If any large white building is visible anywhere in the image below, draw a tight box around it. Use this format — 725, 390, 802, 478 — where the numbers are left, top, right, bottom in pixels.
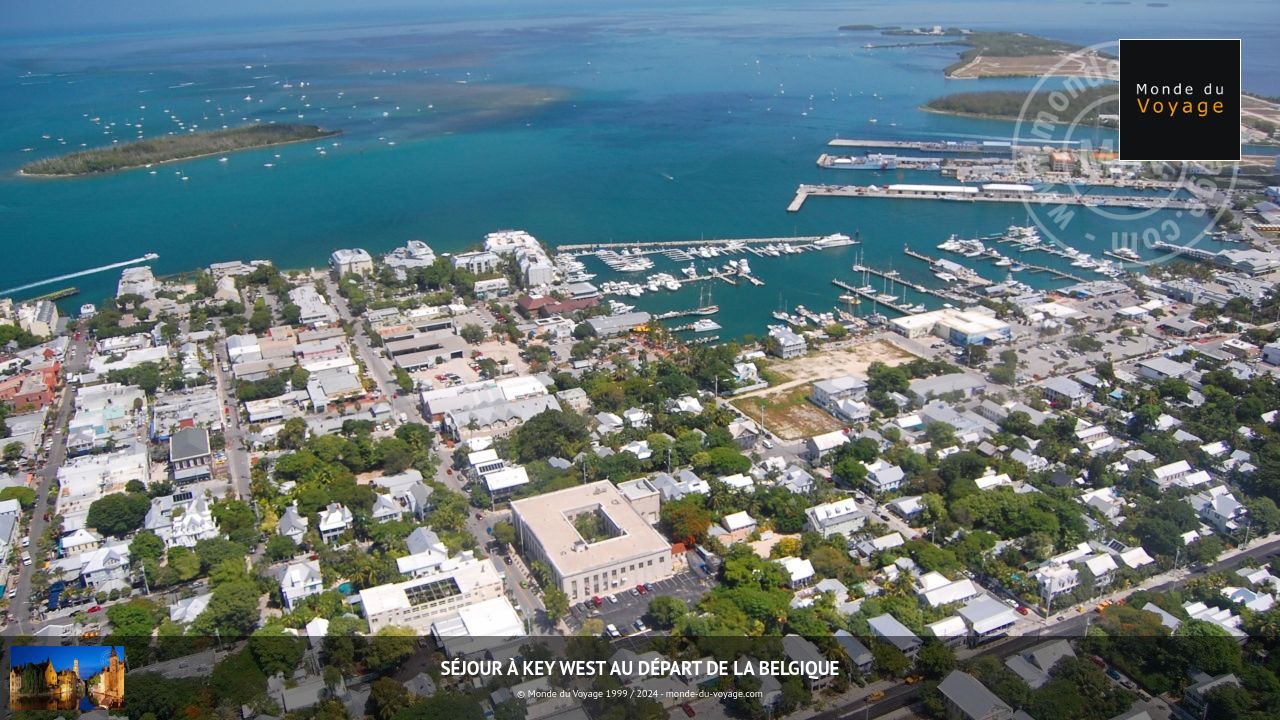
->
890, 308, 1010, 346
510, 481, 674, 603
359, 554, 505, 633
329, 248, 374, 277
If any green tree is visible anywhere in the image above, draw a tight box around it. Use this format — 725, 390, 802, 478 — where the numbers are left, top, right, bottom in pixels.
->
0, 486, 36, 509
543, 587, 570, 623
265, 534, 298, 562
87, 492, 150, 536
460, 324, 487, 344
647, 596, 688, 629
917, 642, 955, 679
129, 531, 166, 562
492, 521, 517, 547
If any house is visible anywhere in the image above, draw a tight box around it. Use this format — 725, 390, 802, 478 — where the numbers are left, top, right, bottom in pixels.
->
782, 635, 832, 691
938, 671, 1012, 720
917, 573, 980, 608
145, 492, 220, 549
1004, 640, 1076, 689
720, 511, 757, 542
864, 460, 905, 494
777, 557, 816, 588
666, 395, 703, 414
778, 465, 816, 494
79, 541, 131, 589
317, 503, 353, 544
804, 498, 866, 538
169, 592, 213, 625
1137, 357, 1192, 382
856, 531, 905, 558
1263, 341, 1280, 366
1039, 377, 1088, 407
733, 362, 759, 385
833, 630, 875, 675
277, 560, 325, 610
371, 493, 404, 524
927, 616, 970, 648
277, 503, 309, 545
168, 426, 212, 484
806, 430, 849, 463
622, 407, 651, 428
958, 596, 1019, 642
768, 326, 807, 358
888, 495, 924, 520
1183, 673, 1241, 719
594, 412, 624, 434
650, 470, 710, 501
812, 376, 868, 411
909, 373, 987, 404
1188, 486, 1247, 533
867, 613, 922, 658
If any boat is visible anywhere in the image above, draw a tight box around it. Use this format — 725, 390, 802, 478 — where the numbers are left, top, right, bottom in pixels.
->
813, 232, 858, 248
824, 154, 898, 171
1010, 264, 1025, 272
690, 319, 722, 333
994, 257, 1012, 267
79, 303, 97, 317
1113, 248, 1141, 261
934, 272, 958, 283
681, 263, 698, 279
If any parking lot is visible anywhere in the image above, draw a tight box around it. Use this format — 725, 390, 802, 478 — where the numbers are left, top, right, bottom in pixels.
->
568, 567, 714, 636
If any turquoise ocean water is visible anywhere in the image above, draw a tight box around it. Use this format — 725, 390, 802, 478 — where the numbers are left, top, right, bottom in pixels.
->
1, 0, 1277, 339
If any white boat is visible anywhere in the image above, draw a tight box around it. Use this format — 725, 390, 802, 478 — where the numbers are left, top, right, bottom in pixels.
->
814, 233, 857, 248
994, 257, 1012, 267
934, 272, 958, 283
690, 319, 722, 333
665, 280, 681, 291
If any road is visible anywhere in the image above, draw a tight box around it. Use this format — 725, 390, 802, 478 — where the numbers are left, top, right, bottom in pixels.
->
5, 328, 89, 636
210, 344, 252, 499
320, 276, 547, 627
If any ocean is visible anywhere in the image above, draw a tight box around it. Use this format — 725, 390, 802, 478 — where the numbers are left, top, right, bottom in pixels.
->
1, 0, 1277, 339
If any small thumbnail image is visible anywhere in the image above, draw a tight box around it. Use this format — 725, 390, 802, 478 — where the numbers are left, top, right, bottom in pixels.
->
9, 645, 126, 713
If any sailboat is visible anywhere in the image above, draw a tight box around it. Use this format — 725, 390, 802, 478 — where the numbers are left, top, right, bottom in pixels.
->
693, 285, 719, 315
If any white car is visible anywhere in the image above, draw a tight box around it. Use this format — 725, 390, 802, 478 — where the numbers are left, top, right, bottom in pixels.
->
606, 623, 621, 638
20, 537, 29, 548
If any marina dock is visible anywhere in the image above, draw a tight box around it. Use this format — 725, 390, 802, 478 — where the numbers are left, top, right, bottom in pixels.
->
827, 138, 1077, 153
830, 279, 913, 315
557, 236, 824, 255
852, 263, 969, 303
786, 184, 1209, 213
904, 245, 1085, 284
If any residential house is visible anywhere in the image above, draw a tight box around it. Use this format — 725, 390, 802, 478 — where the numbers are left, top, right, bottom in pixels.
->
864, 460, 905, 494
806, 430, 849, 463
782, 635, 832, 691
1004, 640, 1076, 689
812, 376, 868, 412
867, 613, 922, 658
317, 503, 353, 544
833, 630, 875, 676
1188, 486, 1247, 533
277, 560, 325, 610
277, 503, 309, 545
938, 671, 1012, 720
768, 326, 806, 358
804, 498, 866, 539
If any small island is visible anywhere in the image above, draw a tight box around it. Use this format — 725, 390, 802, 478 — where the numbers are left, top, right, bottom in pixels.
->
923, 85, 1119, 125
942, 31, 1115, 79
19, 123, 341, 177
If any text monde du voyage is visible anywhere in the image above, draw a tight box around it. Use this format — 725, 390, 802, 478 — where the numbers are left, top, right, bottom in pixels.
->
442, 658, 842, 680
1133, 82, 1229, 118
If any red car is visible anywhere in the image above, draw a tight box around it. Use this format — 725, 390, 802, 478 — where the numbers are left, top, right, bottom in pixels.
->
88, 605, 102, 613
636, 584, 647, 594
681, 704, 695, 718
592, 596, 603, 607
1017, 606, 1029, 615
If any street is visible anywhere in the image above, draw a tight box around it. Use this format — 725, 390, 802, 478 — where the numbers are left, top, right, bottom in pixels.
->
4, 327, 89, 637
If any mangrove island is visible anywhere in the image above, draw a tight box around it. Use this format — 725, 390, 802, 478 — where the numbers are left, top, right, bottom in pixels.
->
19, 123, 341, 177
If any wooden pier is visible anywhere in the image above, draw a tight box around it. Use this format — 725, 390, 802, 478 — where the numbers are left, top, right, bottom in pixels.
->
853, 263, 969, 304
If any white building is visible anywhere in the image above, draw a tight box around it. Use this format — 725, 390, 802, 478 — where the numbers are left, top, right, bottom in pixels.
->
330, 248, 374, 277
804, 498, 867, 539
144, 492, 221, 549
384, 241, 437, 274
768, 326, 806, 358
360, 555, 505, 633
278, 560, 325, 610
277, 503, 309, 545
317, 503, 353, 544
865, 459, 905, 494
510, 481, 674, 603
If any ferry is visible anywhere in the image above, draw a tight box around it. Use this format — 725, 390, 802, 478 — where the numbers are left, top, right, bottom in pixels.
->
813, 232, 858, 248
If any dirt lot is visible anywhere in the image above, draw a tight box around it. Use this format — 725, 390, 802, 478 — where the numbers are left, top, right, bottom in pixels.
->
731, 338, 916, 440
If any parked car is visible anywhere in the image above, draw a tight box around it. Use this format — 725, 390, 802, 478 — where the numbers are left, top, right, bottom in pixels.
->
88, 605, 102, 613
607, 595, 618, 604
681, 704, 695, 718
592, 596, 603, 607
605, 623, 621, 638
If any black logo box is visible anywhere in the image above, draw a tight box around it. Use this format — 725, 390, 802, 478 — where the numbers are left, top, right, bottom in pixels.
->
1119, 38, 1241, 162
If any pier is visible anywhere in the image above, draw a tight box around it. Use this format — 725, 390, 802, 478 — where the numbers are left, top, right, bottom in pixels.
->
786, 184, 1209, 213
851, 263, 970, 303
817, 153, 944, 169
557, 236, 824, 254
830, 279, 913, 315
827, 138, 1078, 152
904, 245, 1085, 284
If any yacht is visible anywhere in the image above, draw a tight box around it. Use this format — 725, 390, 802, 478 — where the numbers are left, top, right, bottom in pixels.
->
813, 233, 858, 248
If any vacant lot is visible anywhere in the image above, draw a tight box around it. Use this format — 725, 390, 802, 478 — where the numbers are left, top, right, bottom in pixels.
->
732, 339, 916, 440
949, 52, 1117, 80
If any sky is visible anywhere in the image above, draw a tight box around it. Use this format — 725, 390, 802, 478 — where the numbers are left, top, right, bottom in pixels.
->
1, 0, 648, 34
10, 645, 126, 679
